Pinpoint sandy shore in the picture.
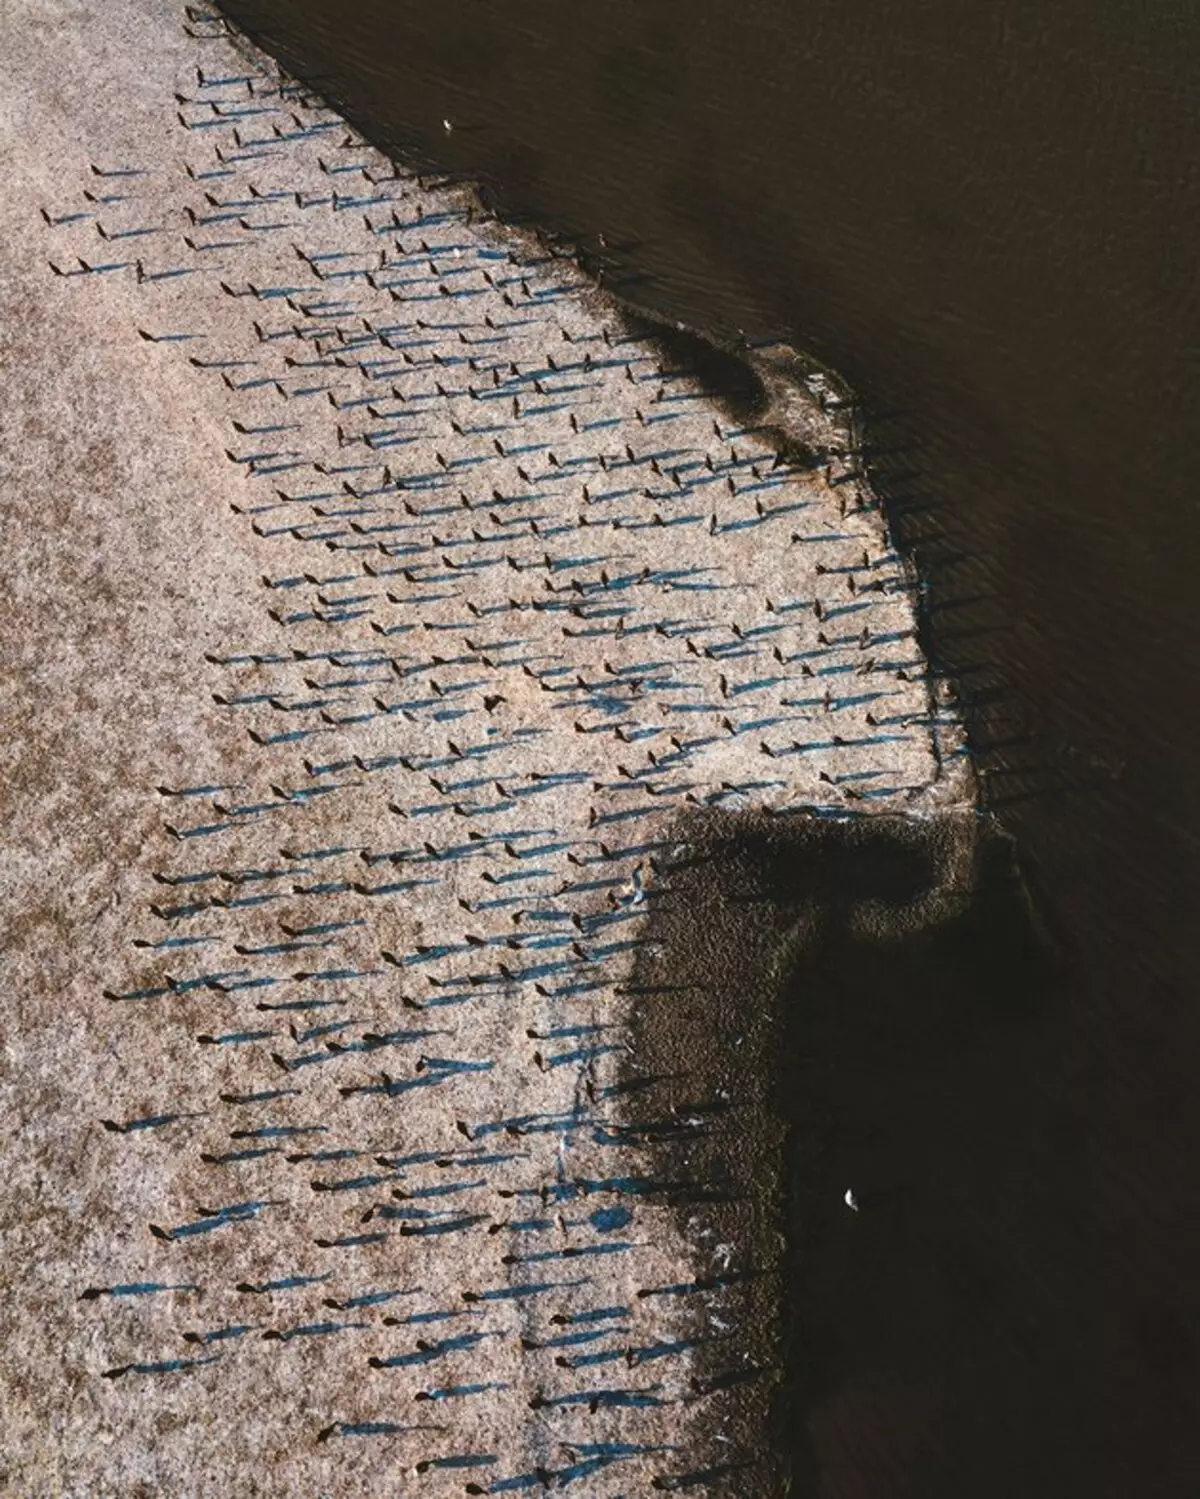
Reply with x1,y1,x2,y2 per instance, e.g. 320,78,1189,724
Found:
0,2,972,1492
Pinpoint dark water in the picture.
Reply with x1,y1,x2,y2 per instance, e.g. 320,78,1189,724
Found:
623,812,1063,1496
218,2,1200,1490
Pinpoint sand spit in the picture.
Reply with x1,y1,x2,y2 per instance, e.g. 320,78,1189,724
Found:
0,2,971,1492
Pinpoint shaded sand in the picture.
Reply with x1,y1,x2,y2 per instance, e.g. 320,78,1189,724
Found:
0,2,972,1492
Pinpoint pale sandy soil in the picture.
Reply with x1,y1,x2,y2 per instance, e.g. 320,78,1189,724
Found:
0,3,971,1493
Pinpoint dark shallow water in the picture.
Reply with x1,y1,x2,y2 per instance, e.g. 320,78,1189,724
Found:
219,2,1199,1491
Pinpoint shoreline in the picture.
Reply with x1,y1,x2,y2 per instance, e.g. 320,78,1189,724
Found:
2,3,974,1492
206,3,1200,1492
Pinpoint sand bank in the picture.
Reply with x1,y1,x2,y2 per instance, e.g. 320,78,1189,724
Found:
0,2,972,1491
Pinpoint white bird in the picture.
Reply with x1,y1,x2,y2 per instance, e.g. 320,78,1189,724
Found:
844,1188,859,1211
442,118,453,133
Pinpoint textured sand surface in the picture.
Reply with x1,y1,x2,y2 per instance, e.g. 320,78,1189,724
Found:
0,3,970,1492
